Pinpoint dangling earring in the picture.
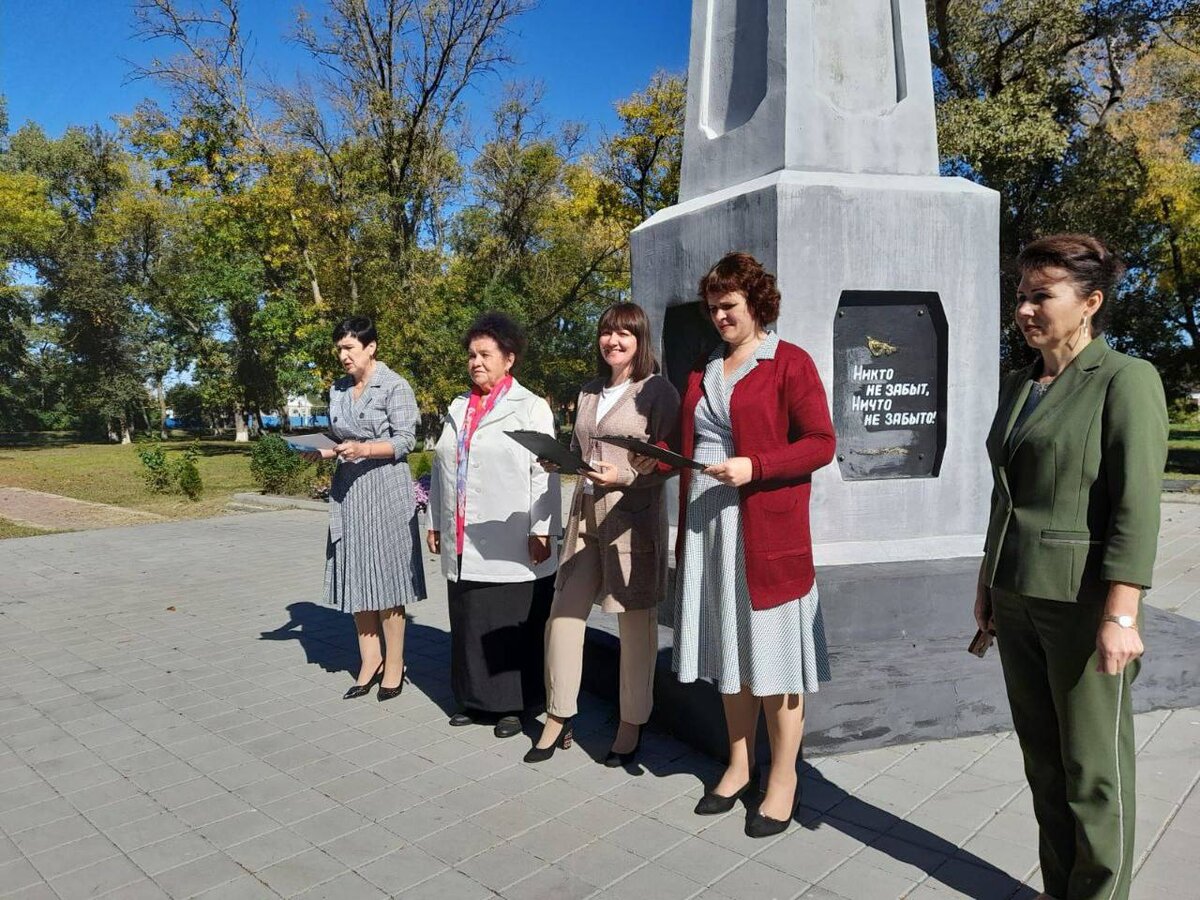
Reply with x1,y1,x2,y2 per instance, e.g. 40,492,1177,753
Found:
1067,314,1088,351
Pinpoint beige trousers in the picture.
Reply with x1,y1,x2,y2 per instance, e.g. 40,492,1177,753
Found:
544,499,658,724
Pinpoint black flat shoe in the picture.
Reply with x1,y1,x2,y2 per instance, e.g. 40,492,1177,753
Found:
449,712,475,727
377,668,407,702
603,725,643,768
494,715,523,739
523,717,573,763
694,770,760,815
745,806,795,838
343,664,383,699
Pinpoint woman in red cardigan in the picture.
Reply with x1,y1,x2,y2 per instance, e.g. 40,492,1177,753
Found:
636,252,835,838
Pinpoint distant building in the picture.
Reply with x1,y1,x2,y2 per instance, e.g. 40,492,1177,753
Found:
266,395,329,430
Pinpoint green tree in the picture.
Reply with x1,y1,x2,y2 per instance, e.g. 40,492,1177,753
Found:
6,124,155,440
0,98,60,430
927,0,1198,373
1109,25,1200,390
600,70,686,225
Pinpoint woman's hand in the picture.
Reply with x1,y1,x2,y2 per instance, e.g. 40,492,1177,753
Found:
426,530,441,554
974,580,995,635
537,458,561,474
1096,582,1144,674
1096,622,1143,675
704,457,753,487
335,441,371,462
528,534,551,564
583,460,622,487
629,452,659,475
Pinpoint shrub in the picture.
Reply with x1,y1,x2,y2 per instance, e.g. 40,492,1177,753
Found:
250,434,312,495
136,440,204,500
310,459,335,500
407,450,434,479
176,456,203,500
136,442,174,493
1168,395,1198,425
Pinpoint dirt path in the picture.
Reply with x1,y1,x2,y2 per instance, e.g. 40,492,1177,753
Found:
0,486,166,530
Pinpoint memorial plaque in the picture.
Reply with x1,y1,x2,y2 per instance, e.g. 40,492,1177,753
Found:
832,290,947,480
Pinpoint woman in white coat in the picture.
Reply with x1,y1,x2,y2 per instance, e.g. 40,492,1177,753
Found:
427,313,561,739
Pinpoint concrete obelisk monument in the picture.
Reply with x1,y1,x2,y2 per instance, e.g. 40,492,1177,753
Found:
631,1,1004,750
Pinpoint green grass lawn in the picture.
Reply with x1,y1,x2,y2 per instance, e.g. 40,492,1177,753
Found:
0,518,60,539
0,436,261,519
1168,424,1200,480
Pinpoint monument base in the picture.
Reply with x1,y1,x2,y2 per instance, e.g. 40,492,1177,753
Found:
632,169,999,566
580,558,1200,759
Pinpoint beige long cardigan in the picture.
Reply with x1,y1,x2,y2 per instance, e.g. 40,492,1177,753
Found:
557,374,680,612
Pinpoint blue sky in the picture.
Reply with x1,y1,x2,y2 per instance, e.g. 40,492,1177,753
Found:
1,0,692,146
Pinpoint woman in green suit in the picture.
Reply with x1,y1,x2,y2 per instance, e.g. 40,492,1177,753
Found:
978,234,1168,900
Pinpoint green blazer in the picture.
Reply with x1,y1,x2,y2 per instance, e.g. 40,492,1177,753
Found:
983,339,1168,603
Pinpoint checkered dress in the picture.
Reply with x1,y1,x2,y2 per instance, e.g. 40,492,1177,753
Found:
322,362,427,613
672,333,831,695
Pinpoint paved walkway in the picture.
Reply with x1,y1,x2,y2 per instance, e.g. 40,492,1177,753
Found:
0,487,165,531
0,505,1197,899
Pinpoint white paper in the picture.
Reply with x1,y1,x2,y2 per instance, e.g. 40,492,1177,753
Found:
286,433,338,452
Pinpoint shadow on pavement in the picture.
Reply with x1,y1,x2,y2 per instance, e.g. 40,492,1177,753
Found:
795,764,1038,898
259,604,458,714
259,601,358,676
261,603,1035,898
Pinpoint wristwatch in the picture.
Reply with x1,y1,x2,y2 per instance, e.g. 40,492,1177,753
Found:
1102,614,1137,629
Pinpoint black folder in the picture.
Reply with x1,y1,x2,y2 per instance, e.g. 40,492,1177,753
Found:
593,434,705,471
505,430,594,473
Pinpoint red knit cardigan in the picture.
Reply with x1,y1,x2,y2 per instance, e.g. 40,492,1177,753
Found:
668,339,836,610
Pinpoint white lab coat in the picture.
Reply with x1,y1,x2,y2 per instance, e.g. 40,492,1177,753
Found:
428,379,561,582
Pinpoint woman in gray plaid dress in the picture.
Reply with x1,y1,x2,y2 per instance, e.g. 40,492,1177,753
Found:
306,318,426,701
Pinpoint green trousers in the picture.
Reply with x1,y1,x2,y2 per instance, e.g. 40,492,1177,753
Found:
992,589,1139,900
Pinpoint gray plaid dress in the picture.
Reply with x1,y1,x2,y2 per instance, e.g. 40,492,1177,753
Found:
673,333,830,695
323,362,427,613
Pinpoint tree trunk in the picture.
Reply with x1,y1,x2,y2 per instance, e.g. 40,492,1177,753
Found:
347,242,359,308
234,403,250,442
158,378,169,440
120,415,132,445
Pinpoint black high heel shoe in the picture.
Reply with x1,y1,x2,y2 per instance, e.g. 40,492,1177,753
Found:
523,717,573,763
603,725,642,768
745,795,799,838
377,667,408,702
343,664,383,699
694,769,760,815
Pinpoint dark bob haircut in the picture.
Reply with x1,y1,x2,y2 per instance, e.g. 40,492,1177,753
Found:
1017,234,1126,336
596,302,657,383
332,316,378,347
697,252,781,326
463,311,527,364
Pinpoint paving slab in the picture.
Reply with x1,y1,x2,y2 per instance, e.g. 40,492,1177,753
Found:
0,486,164,530
0,506,1197,898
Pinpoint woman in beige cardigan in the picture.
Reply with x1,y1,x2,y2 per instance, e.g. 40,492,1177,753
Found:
526,303,680,766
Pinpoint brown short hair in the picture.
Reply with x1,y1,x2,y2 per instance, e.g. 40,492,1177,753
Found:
596,302,657,382
462,311,527,364
1017,234,1126,335
698,252,781,326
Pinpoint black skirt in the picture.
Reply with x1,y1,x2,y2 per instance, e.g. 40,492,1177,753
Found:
447,573,554,714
